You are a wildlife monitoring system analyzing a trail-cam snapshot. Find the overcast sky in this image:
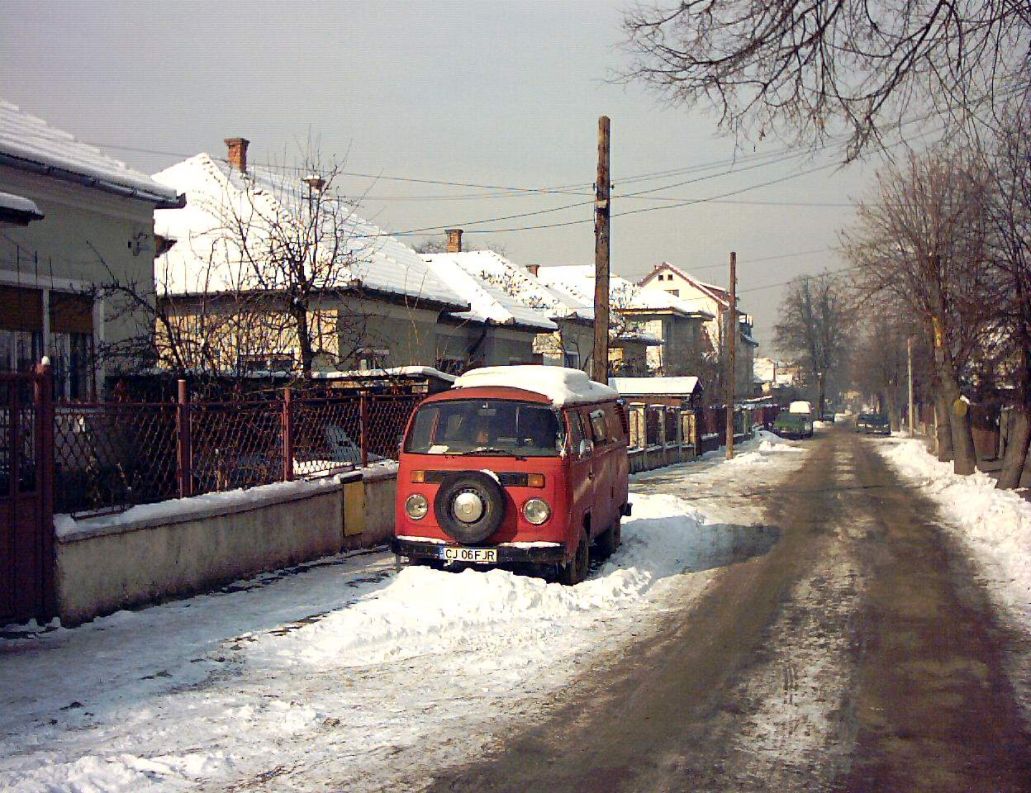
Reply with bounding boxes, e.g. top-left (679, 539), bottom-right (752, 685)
top-left (1, 0), bottom-right (930, 351)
